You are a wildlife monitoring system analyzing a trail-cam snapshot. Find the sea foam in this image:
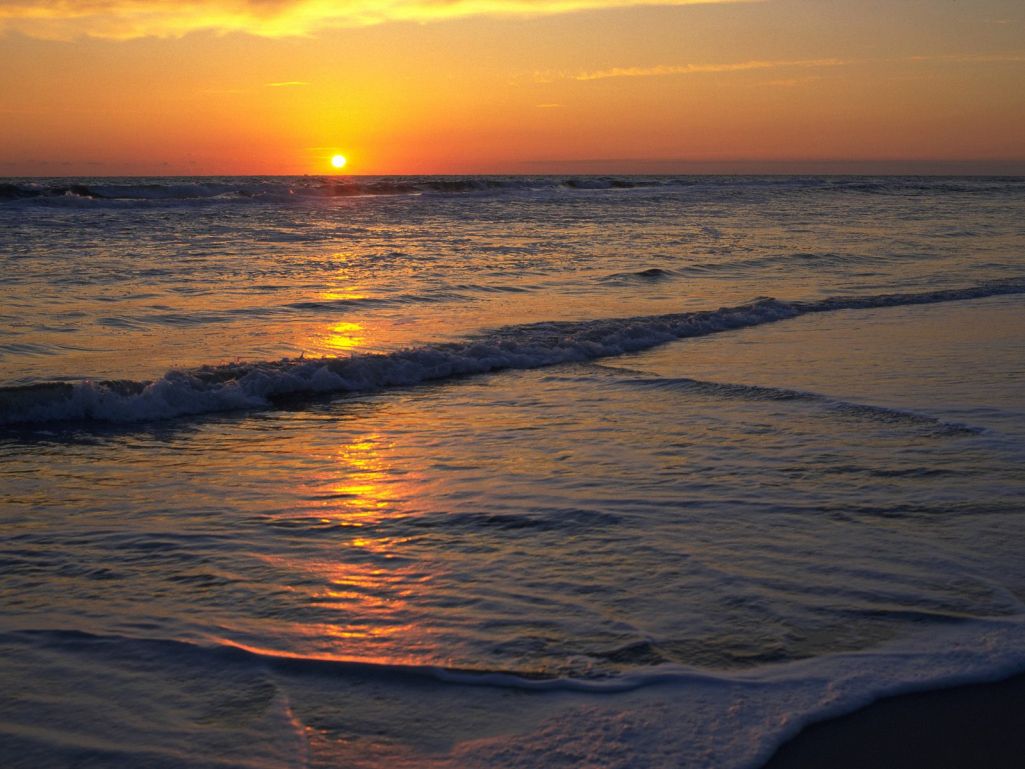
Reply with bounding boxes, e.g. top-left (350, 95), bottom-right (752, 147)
top-left (2, 281), bottom-right (1023, 426)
